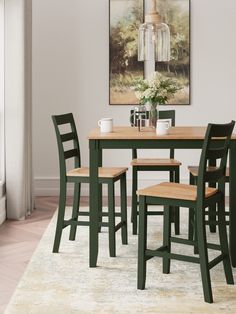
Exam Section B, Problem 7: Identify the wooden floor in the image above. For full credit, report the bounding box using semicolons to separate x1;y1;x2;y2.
0;196;75;313
0;195;131;313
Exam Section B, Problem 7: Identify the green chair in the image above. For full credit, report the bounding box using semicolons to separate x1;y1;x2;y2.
188;166;229;241
131;110;181;235
137;121;235;303
52;113;128;257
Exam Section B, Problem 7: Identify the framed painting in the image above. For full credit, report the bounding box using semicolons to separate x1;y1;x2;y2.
155;0;190;105
109;0;190;106
109;0;144;105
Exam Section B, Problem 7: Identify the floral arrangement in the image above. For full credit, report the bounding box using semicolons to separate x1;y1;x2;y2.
132;72;181;106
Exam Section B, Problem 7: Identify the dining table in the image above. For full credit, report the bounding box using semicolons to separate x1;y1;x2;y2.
88;126;236;268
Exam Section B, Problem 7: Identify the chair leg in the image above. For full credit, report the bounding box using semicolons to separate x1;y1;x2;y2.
196;205;213;303
173;168;180;235
137;196;147;289
120;173;128;245
69;182;81;241
53;181;67;253
218;198;234;284
108;182;116;257
188;173;195;241
209;181;217;233
163;205;171;274
132;167;138;235
98;183;103;233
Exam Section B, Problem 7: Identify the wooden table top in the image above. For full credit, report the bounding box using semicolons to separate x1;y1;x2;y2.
88;126;236;140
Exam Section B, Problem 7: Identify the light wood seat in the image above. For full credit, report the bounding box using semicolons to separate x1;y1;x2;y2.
188;166;229;178
138;182;218;201
131;158;181;167
67;167;128;178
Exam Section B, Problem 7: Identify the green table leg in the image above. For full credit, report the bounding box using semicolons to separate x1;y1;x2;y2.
89;140;100;267
229;141;236;267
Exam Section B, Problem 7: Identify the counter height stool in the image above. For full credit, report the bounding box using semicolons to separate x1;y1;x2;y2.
137;121;235;303
52;113;128;257
188;166;229;242
131;110;181;235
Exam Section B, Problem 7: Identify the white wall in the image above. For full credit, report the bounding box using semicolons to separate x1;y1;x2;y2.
0;0;6;223
33;0;236;196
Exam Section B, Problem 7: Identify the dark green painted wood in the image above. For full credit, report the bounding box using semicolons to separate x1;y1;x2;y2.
137;196;147;290
120;173;128;245
163;205;171;274
108;183;116;257
137;121;235;303
229;140;236;267
52;113;128;260
131;111;180;236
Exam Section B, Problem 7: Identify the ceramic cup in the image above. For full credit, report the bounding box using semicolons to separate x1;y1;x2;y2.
156;120;170;135
98;118;113;133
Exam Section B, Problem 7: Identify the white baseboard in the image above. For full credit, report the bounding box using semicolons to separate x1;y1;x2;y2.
0;181;6;225
0;196;6;225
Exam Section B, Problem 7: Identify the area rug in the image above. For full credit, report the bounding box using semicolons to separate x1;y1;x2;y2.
5;207;236;314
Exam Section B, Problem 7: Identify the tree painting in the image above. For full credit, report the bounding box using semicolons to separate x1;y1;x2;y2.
109;0;144;105
109;0;190;105
156;0;190;105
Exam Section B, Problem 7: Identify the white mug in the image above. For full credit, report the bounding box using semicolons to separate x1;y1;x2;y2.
98;118;113;133
156;120;170;135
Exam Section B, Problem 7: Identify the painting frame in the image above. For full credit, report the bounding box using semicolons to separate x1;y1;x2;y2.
109;0;191;106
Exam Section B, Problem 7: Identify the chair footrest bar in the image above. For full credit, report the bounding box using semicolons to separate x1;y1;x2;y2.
205;211;229;216
207;243;221;250
145;245;167;261
205;221;228;226
98;212;122;217
99;222;109;227
146;211;164;215
76;211;89;216
170;236;195;246
209;254;226;269
115;221;126;232
145;248;200;264
63;219;90;227
76;212;122;217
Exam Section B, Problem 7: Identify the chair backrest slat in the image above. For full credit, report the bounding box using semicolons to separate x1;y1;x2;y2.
132;110;175;159
52;113;81;178
61;132;77;142
197;120;235;200
64;148;78;160
205;167;225;182
206;147;226;159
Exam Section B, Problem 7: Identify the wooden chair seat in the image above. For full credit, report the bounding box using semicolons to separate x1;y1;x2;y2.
67;167;128;178
131;158;181;167
188;166;229;178
138;182;218;201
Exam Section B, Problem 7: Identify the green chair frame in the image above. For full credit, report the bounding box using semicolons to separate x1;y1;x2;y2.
131;110;180;235
52;113;128;257
188;167;230;242
137;121;235;303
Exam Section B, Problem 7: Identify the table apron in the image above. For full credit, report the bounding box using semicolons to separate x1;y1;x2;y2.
90;139;228;150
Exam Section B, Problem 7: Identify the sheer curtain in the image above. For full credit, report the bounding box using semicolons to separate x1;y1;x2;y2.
5;0;33;220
